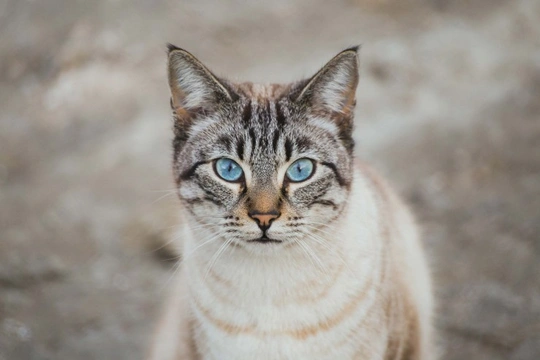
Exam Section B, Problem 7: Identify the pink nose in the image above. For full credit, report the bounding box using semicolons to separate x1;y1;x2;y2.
248;211;280;230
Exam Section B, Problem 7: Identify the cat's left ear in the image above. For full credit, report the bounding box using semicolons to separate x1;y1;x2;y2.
295;47;359;117
167;45;237;116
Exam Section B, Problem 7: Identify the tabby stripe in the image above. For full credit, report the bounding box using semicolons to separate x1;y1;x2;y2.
308;185;330;204
203;194;224;206
249;128;257;157
260;104;271;148
296;136;314;152
183;197;204;205
275;102;286;128
192;267;375;339
242;100;252;126
310;200;338;211
321;161;347;187
276;260;345;306
179;161;206;180
236;137;245;160
217;135;232;152
272;130;280;153
265;102;272;124
284;138;293;162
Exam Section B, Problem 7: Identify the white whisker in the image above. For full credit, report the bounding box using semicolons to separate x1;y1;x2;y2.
183;231;225;261
203;237;234;281
296;238;328;275
159;259;183;293
150;191;178;205
300;229;357;277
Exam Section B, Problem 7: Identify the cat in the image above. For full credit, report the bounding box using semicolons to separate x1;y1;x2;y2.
148;45;434;360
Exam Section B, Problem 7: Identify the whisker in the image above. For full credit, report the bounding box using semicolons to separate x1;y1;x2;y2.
295;240;318;270
295;239;328;276
203;237;234;281
148;188;178;193
150;191;178;205
301;230;357;277
146;236;178;255
194;215;235;222
182;231;226;261
157;223;217;248
159;259;183;293
158;228;228;292
302;221;338;232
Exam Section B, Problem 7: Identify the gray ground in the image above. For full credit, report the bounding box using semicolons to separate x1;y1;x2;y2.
1;0;539;359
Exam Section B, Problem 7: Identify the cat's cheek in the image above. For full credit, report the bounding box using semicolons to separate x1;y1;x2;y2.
177;184;204;206
293;187;347;223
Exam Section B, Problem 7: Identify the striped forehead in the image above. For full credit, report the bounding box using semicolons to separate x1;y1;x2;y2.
239;99;285;164
190;83;329;168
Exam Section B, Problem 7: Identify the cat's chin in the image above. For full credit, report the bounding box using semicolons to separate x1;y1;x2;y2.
247;236;283;244
229;235;294;255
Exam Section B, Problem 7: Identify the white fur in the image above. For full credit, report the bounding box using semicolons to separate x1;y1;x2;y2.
149;163;433;360
307;117;340;135
169;50;232;110
187;115;219;138
318;65;355;113
171;64;212;109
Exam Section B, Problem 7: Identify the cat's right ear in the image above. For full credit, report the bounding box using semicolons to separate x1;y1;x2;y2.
294;47;359;117
167;44;237;119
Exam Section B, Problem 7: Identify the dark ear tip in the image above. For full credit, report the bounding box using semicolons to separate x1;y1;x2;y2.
167;43;179;53
343;45;361;54
338;46;360;68
167;43;190;55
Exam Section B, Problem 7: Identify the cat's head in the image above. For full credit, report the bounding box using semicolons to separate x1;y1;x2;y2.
167;45;359;254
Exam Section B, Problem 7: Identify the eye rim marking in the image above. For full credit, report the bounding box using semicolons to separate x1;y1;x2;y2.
320;161;347;187
179;160;206;181
213;157;245;183
285;158;316;183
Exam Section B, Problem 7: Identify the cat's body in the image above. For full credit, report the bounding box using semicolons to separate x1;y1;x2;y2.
148;46;434;360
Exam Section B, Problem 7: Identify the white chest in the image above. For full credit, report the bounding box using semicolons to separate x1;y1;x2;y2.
188;253;383;360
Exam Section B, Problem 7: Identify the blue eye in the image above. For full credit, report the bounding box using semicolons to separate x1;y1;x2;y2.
215;158;243;182
286;158;315;182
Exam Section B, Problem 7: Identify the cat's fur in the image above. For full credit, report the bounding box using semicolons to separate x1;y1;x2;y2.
148;45;434;360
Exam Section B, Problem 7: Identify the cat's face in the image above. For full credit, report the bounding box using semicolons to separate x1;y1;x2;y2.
167;46;359;253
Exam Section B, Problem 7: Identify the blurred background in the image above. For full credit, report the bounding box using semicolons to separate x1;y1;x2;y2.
1;0;539;359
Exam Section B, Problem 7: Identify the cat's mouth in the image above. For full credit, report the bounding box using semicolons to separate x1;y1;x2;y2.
247;235;283;244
